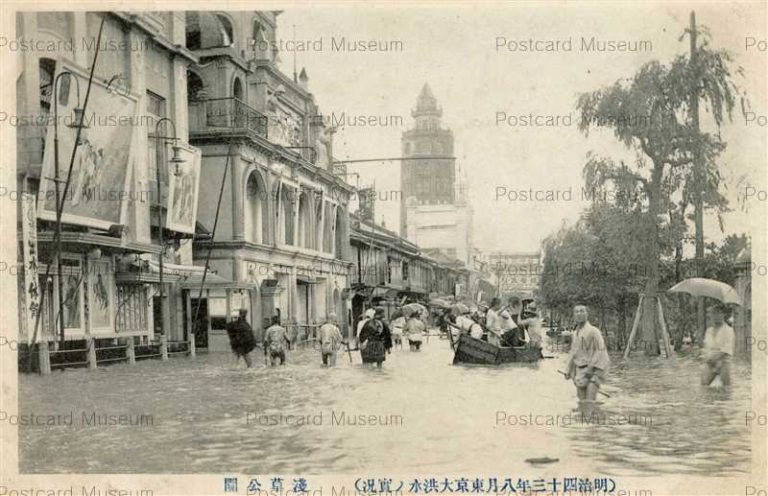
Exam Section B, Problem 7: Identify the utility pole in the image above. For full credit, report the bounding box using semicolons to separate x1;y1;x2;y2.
689;11;706;336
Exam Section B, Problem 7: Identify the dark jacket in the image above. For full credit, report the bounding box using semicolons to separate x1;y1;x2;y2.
226;317;258;356
358;318;393;362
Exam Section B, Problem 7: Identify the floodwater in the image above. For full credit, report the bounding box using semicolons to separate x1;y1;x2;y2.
19;335;751;477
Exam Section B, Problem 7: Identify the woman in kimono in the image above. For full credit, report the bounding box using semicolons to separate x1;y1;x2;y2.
358;307;393;368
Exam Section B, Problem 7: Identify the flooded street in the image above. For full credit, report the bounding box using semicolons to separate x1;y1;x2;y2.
20;336;751;477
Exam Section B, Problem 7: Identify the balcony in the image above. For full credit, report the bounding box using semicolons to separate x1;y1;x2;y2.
189;97;268;140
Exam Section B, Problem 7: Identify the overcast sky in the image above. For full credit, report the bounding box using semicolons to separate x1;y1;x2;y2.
279;3;766;253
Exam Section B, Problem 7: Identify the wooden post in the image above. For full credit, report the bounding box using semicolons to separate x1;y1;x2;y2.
38;340;51;375
623;294;645;359
656;297;673;358
87;337;97;370
189;331;196;358
160;333;168;360
126;337;136;365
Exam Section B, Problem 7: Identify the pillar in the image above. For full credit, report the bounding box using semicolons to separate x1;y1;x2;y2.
38;341;51;375
160;334;168;360
189;331;196;358
126;337;136;365
87;337;97;370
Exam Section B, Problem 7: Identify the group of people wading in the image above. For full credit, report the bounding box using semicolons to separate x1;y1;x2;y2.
222;297;735;403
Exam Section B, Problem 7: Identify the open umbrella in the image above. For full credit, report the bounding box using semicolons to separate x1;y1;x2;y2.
451;303;470;315
402;303;428;318
429;298;451;309
668;278;741;305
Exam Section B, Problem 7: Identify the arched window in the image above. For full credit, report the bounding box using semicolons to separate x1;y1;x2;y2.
315;197;324;250
187;70;204;102
185;12;234;50
245;171;268;244
215;14;234;46
233;77;243;101
297;190;311;249
280;185;295;246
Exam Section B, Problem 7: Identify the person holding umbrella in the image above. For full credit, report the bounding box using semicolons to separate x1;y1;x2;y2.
700;302;735;387
404;310;426;351
667;277;741;387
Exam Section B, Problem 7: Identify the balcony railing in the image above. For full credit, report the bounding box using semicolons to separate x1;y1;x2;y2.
189;97;268;139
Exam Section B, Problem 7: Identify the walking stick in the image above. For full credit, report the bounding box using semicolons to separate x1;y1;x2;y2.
557;370;611;398
343;340;353;363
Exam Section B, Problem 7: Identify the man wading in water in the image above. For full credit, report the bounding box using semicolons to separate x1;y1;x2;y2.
564;304;610;402
225;309;258;368
700;302;735;387
264;315;291;366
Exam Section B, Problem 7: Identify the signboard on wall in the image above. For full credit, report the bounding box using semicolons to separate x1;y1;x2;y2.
38;66;138;230
165;144;201;235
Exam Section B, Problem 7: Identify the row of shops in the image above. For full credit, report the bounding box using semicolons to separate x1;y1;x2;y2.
14;11;496;372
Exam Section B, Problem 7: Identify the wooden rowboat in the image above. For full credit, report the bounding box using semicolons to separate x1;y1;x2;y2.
452;333;543;365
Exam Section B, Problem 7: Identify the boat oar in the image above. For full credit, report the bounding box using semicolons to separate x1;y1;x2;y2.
557;370;611;398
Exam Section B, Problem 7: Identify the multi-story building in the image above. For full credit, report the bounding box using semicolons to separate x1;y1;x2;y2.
185;11;353;350
349;213;469;333
400;83;473;266
16;12;201;370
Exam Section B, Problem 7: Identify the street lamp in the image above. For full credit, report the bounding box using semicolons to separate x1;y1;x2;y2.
52;71;88;345
152;117;185;335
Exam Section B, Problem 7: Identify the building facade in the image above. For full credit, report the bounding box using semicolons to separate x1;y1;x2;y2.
185;11;353;350
487;251;543;301
400;84;473;266
16;12;201;369
349;214;470;333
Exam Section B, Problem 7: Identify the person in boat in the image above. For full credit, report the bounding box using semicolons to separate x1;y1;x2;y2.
436;308;452;337
390;309;405;349
404;310;426;351
359;307;393;368
499;310;526;347
264;315;291;366
318;313;343;367
476;303;489;327
225;308;258;368
456;310;484;340
564;305;610;401
520;306;543;349
507;296;523;326
485;298;505;345
700;302;734;387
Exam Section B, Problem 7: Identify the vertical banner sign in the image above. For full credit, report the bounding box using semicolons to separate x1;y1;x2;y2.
21;192;41;342
166;144;202;234
38;66;138;230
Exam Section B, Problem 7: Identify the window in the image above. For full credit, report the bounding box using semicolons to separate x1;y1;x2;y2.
116;285;148;333
39;59;56;114
402;261;409;281
147;91;168;193
215;14;234;46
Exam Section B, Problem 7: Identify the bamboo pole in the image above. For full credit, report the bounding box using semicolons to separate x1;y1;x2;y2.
623;294;645;359
656;297;673;358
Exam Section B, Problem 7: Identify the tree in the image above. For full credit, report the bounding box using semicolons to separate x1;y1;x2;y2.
577;38;742;354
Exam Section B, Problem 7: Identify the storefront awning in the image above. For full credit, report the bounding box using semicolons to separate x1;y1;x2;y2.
179;272;251;290
370;287;401;300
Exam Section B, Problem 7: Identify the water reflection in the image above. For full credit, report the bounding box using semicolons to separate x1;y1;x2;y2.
20;338;750;476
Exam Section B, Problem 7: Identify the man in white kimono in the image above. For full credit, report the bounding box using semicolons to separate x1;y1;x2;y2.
564;305;610;401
